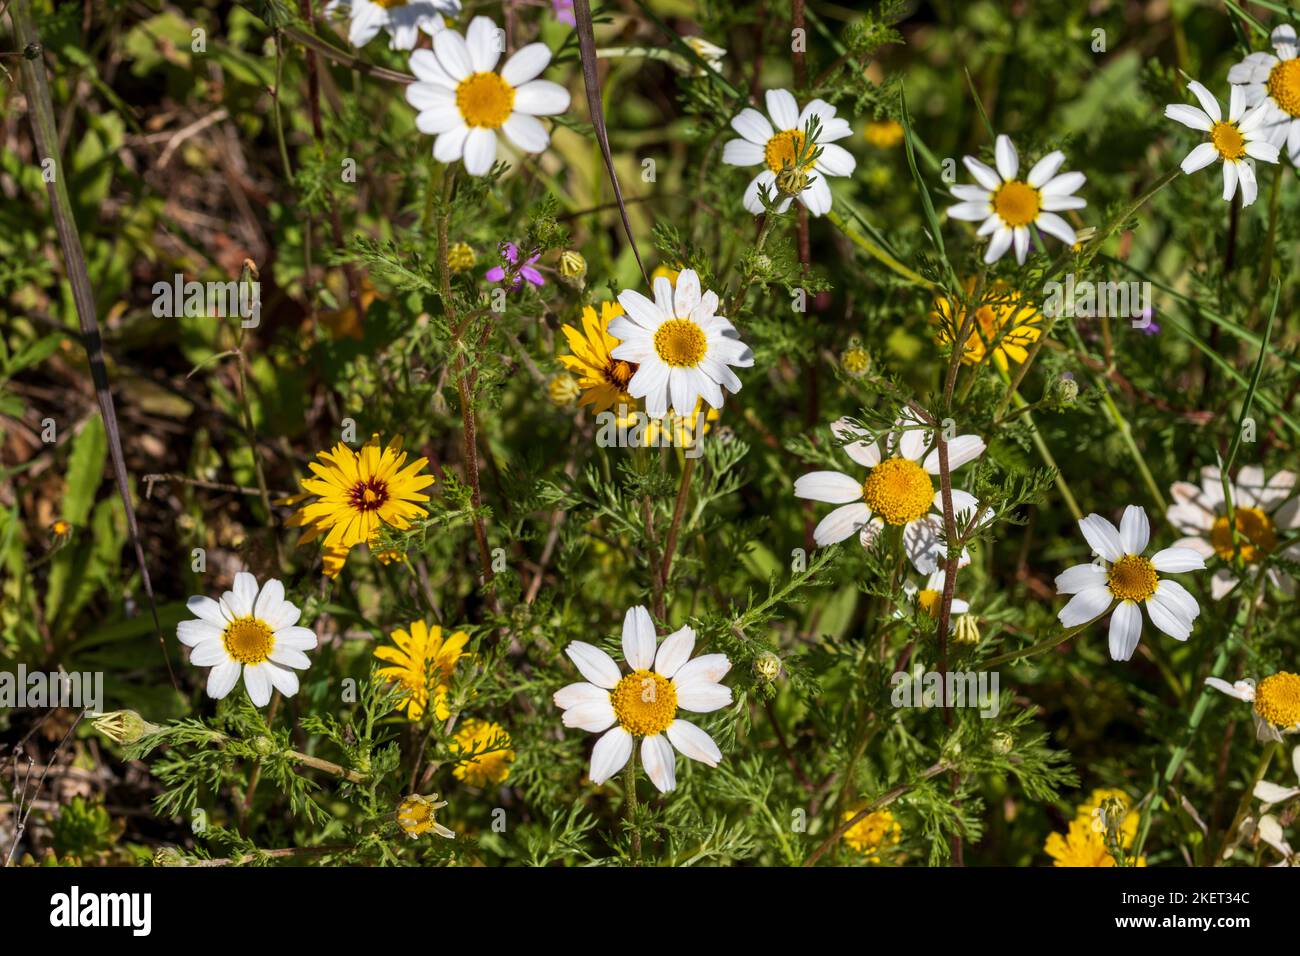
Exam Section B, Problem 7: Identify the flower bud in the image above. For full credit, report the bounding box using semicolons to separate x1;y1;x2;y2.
753;652;783;682
90;710;159;745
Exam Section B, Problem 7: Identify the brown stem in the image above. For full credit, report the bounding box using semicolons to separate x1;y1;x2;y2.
803;761;949;866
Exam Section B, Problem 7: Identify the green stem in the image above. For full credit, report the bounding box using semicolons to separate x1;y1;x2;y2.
827;208;936;289
625;749;642;866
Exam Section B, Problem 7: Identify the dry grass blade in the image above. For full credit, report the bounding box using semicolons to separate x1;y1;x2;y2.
571;0;649;285
12;0;178;691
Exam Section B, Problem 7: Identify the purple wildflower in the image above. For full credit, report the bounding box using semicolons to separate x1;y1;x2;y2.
552;0;576;28
485;242;544;290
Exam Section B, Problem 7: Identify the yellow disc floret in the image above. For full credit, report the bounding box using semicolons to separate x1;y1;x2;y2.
653;319;708;368
222;617;274;664
1254;672;1300;730
610;670;677;736
1267;58;1300;118
1210;121;1247;160
1106;555;1159;603
992;180;1041;227
764;129;809;173
1209;507;1277;562
862;457;934;526
456;72;516;129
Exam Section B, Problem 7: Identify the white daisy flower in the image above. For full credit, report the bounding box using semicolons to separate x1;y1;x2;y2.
1163;80;1279;207
1167;464;1299;600
610;268;753;419
901;569;969;629
326;0;458;51
552;606;732;794
1256;814;1297;866
794;413;987;574
947;133;1086;265
1254;745;1300;809
404;16;571;176
1206;673;1300;743
177;572;318;706
1228;24;1300;166
721;89;856;217
1055;505;1206;662
683;36;726;76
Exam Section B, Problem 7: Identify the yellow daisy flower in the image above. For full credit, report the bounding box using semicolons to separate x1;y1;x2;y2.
864;119;904;149
651;264;681;284
374;620;469;721
397;793;454;839
642;398;720;449
931;279;1042;370
449;719;515;787
290;433;434;552
558;302;638;414
841;807;902;862
1045;788;1145;867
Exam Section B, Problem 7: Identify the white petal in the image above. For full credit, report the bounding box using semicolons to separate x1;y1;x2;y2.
205;660;240;700
409;48;457;87
1223;160;1239;201
1108;601;1143;661
269;646;312;670
225;571;259;618
984;226;1012;264
561;699;618;733
621;605;657;671
1146;588;1194;641
672;653;731;688
722;138;764;166
667;718;722;767
793;470;863;504
588;727;633;784
1040;171;1086;196
186;594;230;628
1058;585;1113;628
500;42;551;86
462;127;497;176
994;134;1018;180
1119;505;1150;555
798;175;833;217
1026;150;1065;187
553;681;610;710
1150;547;1207;573
189;641;228;666
1035;212;1076;245
260;661;300;698
177;618;222;648
815;142;856;176
675;680;732;713
813;503;873;546
765;88;799;129
243;663;272;707
434;124;470;163
921;434;984;474
273;625;318;650
253;578;285;624
655;626;695;678
1166;105;1215;133
501;113;549;153
641;735;676;793
730;108;774;145
673;269;701;318
1186;80;1222;122
1152;578;1200;625
831;418;882;468
948;200;993;222
963;156;1002;191
1206;677;1256;702
565;641;622;689
1078;513;1124;562
512;80;570;116
432;27;474;81
1056;562;1107;595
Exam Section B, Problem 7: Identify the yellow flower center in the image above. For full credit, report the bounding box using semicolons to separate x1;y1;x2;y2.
764;129;809;174
610;669;677;736
349;478;390;513
841;808;901;858
917;588;942;618
992;180;1041;227
456;72;515;129
222;617;274;665
1267;58;1300;118
1210;120;1247;160
862;457;934;526
1106;555;1158;603
653;319;708;368
605;359;636;389
1209;506;1277;562
1254;672;1300;730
